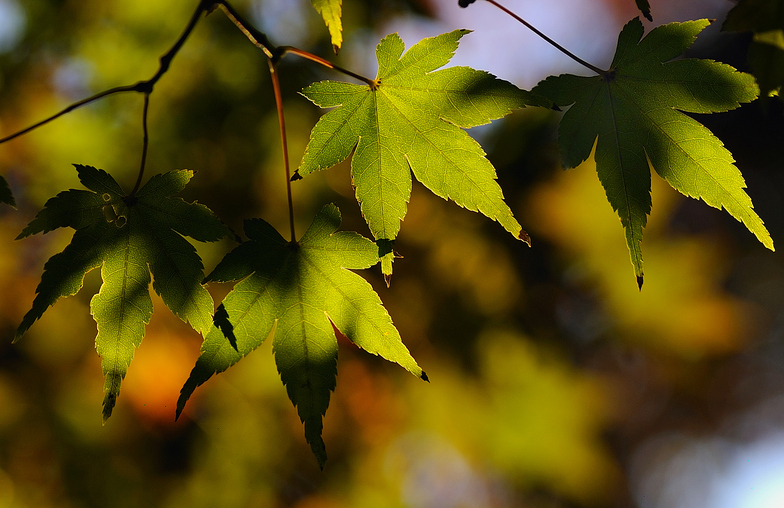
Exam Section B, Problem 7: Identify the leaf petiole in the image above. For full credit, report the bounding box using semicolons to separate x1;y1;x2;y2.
279;46;377;87
129;94;151;198
218;2;376;86
267;59;297;243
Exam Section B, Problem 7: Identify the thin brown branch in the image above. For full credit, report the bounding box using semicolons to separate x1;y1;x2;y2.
217;1;375;86
485;0;607;76
267;59;297;242
279;46;377;87
0;85;137;145
0;0;213;146
216;1;275;58
129;93;151;198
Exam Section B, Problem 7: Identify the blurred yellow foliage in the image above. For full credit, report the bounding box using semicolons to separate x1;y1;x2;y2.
527;154;751;357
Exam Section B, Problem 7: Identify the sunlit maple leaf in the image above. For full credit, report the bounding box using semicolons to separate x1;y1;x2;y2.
533;18;771;287
15;165;229;420
296;30;545;279
177;204;425;468
311;0;343;52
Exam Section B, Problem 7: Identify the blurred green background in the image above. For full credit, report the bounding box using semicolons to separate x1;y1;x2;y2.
1;0;784;506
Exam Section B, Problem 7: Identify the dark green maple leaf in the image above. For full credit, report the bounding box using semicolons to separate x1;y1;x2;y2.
16;164;229;420
177;204;425;468
723;0;784;33
0;175;14;207
533;18;772;287
724;0;784;99
747;30;784;97
635;0;653;21
296;30;545;278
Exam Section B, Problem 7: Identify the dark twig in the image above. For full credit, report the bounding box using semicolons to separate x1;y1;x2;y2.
216;0;275;58
1;0;214;147
485;0;607;76
129;93;151;197
217;1;376;86
267;59;297;242
0;85;138;145
279;46;377;87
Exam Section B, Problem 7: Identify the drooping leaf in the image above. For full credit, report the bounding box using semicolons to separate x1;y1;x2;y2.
723;0;784;33
0;175;14;207
748;30;784;97
533;18;771;287
311;0;343;52
635;0;652;21
723;0;784;99
16;165;229;420
177;204;424;468
296;30;544;278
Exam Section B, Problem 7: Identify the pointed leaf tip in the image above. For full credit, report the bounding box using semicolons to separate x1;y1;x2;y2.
102;393;116;423
519;229;532;247
635;0;652;21
0;175;15;208
421;371;429;382
637;275;644;291
311;0;343;51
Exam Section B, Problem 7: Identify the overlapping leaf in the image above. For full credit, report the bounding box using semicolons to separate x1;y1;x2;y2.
311;0;343;52
533;18;772;287
177;204;424;468
723;0;784;33
16;165;229;420
297;30;544;278
724;0;784;98
747;30;784;97
0;175;13;206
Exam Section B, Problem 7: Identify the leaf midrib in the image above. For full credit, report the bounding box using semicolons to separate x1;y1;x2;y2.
611;74;751;218
602;79;644;270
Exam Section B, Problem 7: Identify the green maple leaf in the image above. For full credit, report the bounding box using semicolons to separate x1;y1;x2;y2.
533;18;772;287
0;175;14;206
15;164;229;420
296;30;544;278
177;204;425;468
748;30;784;97
724;0;784;99
311;0;343;52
